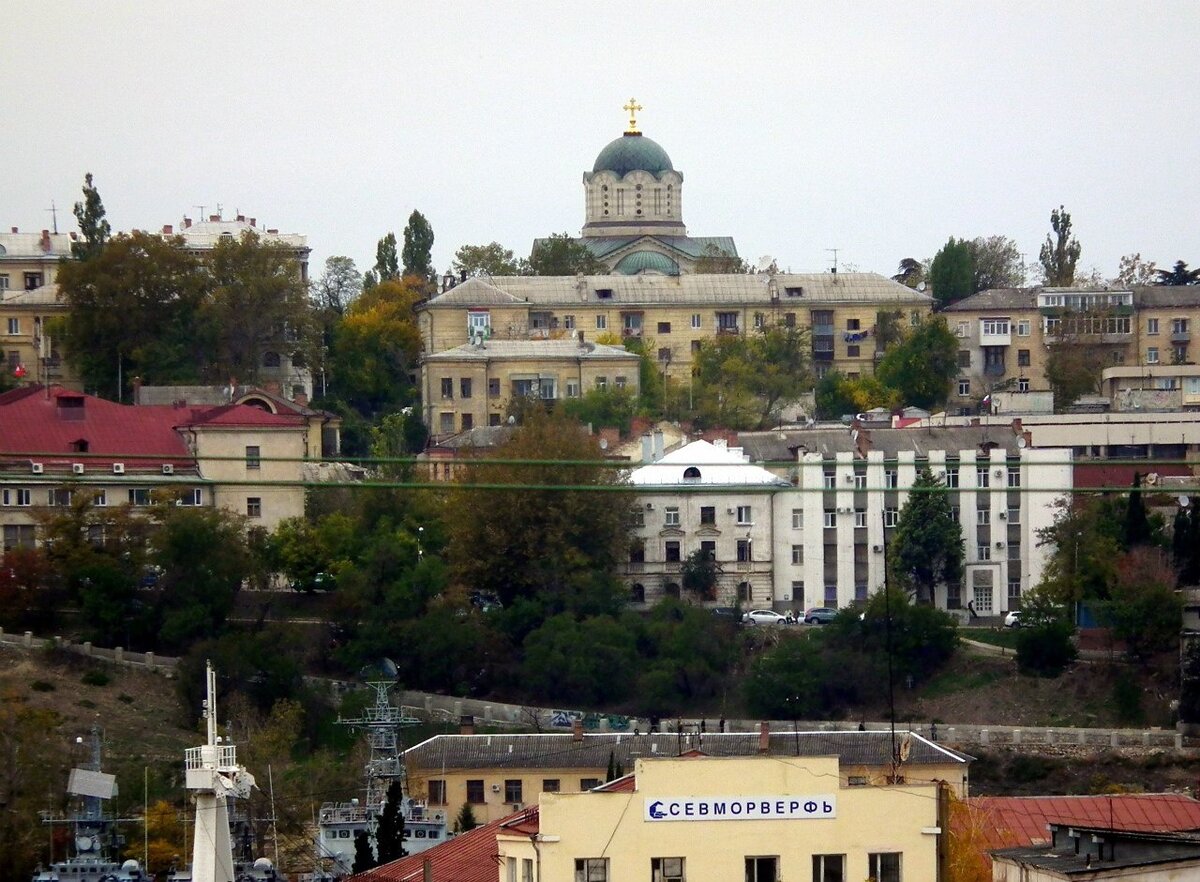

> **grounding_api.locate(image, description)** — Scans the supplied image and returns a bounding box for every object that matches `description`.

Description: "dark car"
[804,607,837,624]
[711,607,742,623]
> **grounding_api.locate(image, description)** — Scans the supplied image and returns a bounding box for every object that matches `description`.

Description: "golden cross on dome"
[623,97,643,134]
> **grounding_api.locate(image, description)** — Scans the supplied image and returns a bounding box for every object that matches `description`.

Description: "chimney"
[264,380,282,395]
[162,224,173,235]
[293,392,309,407]
[267,228,278,234]
[758,721,770,753]
[855,428,871,458]
[132,376,143,403]
[249,217,256,227]
[460,269,467,283]
[9,227,17,234]
[1011,418,1023,435]
[652,430,664,461]
[572,719,584,742]
[183,216,192,228]
[577,330,585,345]
[641,433,652,463]
[459,715,475,736]
[236,214,245,222]
[209,214,220,222]
[41,229,51,252]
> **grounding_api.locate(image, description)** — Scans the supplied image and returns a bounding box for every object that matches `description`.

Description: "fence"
[0,627,179,673]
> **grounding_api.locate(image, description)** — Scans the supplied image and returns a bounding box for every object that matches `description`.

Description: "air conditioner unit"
[844,474,855,483]
[995,541,1006,549]
[31,462,44,475]
[727,507,736,514]
[112,463,125,475]
[162,463,175,476]
[994,468,1004,478]
[644,502,654,511]
[491,784,501,793]
[998,511,1007,520]
[72,463,85,475]
[432,811,446,823]
[872,545,883,553]
[511,802,524,811]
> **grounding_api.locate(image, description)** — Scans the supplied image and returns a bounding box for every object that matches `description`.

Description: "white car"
[743,609,789,625]
[1003,610,1022,628]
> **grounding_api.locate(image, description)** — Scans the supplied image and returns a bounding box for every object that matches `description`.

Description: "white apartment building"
[627,429,1072,616]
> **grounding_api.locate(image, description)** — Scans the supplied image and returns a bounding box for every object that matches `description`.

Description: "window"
[488,413,501,426]
[868,852,901,882]
[665,541,681,562]
[48,488,72,507]
[982,318,1010,336]
[700,506,715,525]
[461,413,473,430]
[854,509,866,528]
[657,321,671,334]
[736,539,752,562]
[440,377,453,399]
[792,508,803,529]
[504,779,522,803]
[1174,344,1188,362]
[629,538,645,563]
[1007,468,1021,487]
[738,581,752,602]
[754,312,765,329]
[716,311,738,333]
[700,540,716,561]
[245,445,261,470]
[3,488,31,507]
[823,470,836,489]
[823,510,836,528]
[566,380,580,398]
[428,780,447,804]
[488,377,500,397]
[1174,318,1190,335]
[575,859,608,882]
[507,857,518,882]
[977,543,991,561]
[523,859,534,882]
[945,467,959,488]
[736,505,752,525]
[580,778,602,790]
[595,376,607,390]
[791,580,804,603]
[885,468,898,489]
[178,488,202,506]
[1147,317,1159,335]
[1018,377,1030,392]
[595,315,607,330]
[745,857,777,882]
[460,378,472,398]
[0,274,8,290]
[467,310,491,336]
[24,272,43,290]
[3,524,36,550]
[791,545,803,565]
[811,854,845,882]
[246,497,262,518]
[614,376,628,390]
[630,508,645,528]
[564,315,576,330]
[884,507,899,527]
[262,351,282,368]
[977,508,990,525]
[976,467,990,488]
[974,584,994,613]
[92,490,107,507]
[622,312,643,334]
[1018,348,1031,366]
[5,318,18,335]
[957,350,970,368]
[951,505,961,523]
[466,780,485,803]
[1007,507,1020,523]
[1008,581,1022,604]
[955,321,968,338]
[853,472,867,490]
[691,313,701,329]
[128,488,152,506]
[658,347,671,362]
[1017,319,1031,336]
[652,857,684,882]
[784,312,796,327]
[542,778,560,792]
[1146,346,1160,364]
[665,506,680,527]
[846,318,861,331]
[958,379,970,397]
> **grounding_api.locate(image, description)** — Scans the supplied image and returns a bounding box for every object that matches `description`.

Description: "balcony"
[979,326,1012,346]
[984,362,1007,377]
[812,324,835,337]
[716,325,741,336]
[625,561,645,574]
[1171,330,1192,343]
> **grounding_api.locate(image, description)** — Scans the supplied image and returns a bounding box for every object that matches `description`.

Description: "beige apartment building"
[0,229,77,388]
[417,272,933,386]
[497,753,956,882]
[420,338,641,436]
[943,285,1200,411]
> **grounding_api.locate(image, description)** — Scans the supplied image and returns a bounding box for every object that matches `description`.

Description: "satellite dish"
[1016,437,1027,449]
[599,438,608,450]
[916,282,927,292]
[756,255,777,273]
[1179,496,1191,508]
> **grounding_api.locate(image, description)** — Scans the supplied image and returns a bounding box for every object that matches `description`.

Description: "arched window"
[290,350,306,368]
[263,351,282,368]
[664,582,681,599]
[630,583,646,604]
[738,581,752,602]
[683,466,701,481]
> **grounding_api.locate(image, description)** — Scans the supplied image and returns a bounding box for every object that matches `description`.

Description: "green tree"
[891,258,925,288]
[692,323,812,428]
[375,780,407,864]
[928,237,974,305]
[1043,321,1108,411]
[0,701,68,879]
[445,408,631,625]
[454,803,478,834]
[56,231,210,398]
[1155,260,1200,286]
[634,600,737,713]
[966,235,1024,292]
[1114,253,1158,287]
[71,172,112,260]
[743,635,828,719]
[352,831,374,873]
[1100,548,1183,660]
[694,243,748,274]
[875,316,958,410]
[521,613,637,705]
[813,370,899,420]
[560,386,637,435]
[1038,205,1082,286]
[1179,639,1200,724]
[315,255,361,317]
[206,230,318,386]
[373,233,399,283]
[1015,618,1077,676]
[888,467,964,603]
[1124,473,1152,548]
[402,211,435,280]
[680,548,722,600]
[529,233,607,275]
[452,242,529,277]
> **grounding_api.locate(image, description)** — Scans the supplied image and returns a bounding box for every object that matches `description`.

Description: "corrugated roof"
[423,341,638,362]
[630,439,791,487]
[942,289,1038,311]
[0,232,75,260]
[351,807,539,882]
[424,273,932,309]
[736,426,1023,463]
[965,793,1200,854]
[402,731,970,772]
[1136,285,1200,308]
[173,219,308,250]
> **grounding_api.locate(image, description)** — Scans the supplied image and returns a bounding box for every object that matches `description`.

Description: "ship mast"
[185,661,255,882]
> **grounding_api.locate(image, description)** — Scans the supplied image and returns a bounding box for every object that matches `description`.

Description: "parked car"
[711,607,742,623]
[1003,610,1022,628]
[804,607,838,624]
[743,609,789,625]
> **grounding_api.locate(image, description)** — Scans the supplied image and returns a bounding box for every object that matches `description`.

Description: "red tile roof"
[352,808,539,882]
[965,793,1200,853]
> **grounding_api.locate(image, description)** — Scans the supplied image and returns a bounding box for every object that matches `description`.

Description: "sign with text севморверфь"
[644,796,836,822]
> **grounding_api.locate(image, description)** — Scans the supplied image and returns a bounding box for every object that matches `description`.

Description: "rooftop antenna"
[215,203,223,219]
[46,200,59,234]
[826,248,840,274]
[193,205,207,220]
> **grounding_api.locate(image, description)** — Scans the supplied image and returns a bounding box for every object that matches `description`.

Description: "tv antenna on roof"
[826,248,840,274]
[46,200,59,234]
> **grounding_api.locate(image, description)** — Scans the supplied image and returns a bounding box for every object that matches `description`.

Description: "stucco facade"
[497,756,947,882]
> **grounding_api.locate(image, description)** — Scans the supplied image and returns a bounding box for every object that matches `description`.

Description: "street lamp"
[416,526,424,562]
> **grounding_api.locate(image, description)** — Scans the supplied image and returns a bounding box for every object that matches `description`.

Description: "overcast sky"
[8,2,1199,283]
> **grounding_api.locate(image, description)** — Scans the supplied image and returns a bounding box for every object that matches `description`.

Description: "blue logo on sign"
[648,801,667,819]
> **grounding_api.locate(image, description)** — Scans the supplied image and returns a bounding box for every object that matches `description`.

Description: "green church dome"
[614,250,680,275]
[593,133,674,177]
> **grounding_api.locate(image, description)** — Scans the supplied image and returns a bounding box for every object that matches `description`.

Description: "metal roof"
[631,439,791,487]
[941,289,1038,311]
[422,340,637,362]
[402,730,970,771]
[592,132,674,176]
[0,232,75,260]
[736,426,1024,463]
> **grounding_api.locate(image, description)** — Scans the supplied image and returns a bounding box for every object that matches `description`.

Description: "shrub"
[1015,620,1078,677]
[1112,670,1144,725]
[30,680,55,692]
[81,669,110,687]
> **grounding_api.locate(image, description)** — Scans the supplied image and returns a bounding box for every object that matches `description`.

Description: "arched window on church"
[263,351,282,368]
